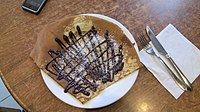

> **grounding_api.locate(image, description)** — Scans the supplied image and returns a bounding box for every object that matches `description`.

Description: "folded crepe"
[30,15,142,103]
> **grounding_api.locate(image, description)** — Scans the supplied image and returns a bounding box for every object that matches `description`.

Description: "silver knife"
[146,26,192,91]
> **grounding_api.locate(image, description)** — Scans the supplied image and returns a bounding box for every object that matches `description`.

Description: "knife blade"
[146,26,168,55]
[146,26,192,91]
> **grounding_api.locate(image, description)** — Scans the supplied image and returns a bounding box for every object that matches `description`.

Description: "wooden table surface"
[0,0,200,111]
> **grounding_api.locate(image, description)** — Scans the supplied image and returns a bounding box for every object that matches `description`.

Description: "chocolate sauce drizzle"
[45,26,124,96]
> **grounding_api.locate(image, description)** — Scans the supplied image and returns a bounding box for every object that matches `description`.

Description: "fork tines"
[138,34,149,49]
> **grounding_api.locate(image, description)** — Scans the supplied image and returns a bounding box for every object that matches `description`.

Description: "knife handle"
[165,55,193,91]
[156,56,190,91]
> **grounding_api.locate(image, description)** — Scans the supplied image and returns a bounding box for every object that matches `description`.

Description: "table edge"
[0,70,31,112]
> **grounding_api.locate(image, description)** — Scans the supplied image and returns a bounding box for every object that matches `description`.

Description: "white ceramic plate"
[40,14,139,109]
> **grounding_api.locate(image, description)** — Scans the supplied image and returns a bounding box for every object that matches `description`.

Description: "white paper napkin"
[139,24,200,99]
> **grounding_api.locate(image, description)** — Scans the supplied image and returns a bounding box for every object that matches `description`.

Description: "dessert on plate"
[30,15,142,103]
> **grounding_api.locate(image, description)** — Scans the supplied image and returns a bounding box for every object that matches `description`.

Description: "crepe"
[30,15,142,103]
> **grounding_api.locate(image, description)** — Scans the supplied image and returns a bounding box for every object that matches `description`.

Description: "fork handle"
[156,56,191,91]
[165,55,192,91]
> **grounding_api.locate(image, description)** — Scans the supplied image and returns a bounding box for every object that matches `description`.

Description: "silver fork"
[138,34,191,91]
